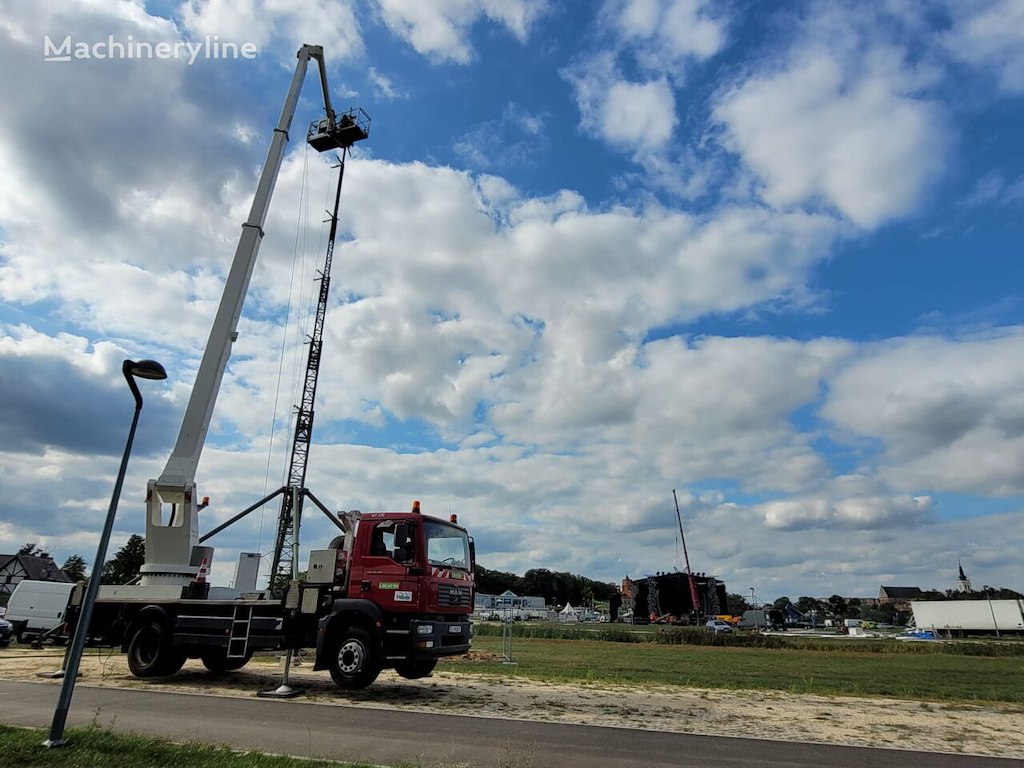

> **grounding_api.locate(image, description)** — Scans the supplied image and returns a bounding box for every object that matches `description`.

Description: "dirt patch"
[2,646,1021,758]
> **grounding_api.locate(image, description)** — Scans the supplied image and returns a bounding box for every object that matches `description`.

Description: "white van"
[5,580,76,643]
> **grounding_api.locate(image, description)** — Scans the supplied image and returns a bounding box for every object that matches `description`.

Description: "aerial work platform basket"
[307,107,370,151]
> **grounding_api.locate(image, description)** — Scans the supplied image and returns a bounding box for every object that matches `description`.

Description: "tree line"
[475,565,618,607]
[16,536,145,585]
[768,590,1024,625]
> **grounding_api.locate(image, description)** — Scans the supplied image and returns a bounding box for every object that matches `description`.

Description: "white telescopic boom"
[142,45,329,584]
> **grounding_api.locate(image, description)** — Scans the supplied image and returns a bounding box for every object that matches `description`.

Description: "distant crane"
[672,489,702,617]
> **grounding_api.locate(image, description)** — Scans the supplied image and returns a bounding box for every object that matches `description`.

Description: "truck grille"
[438,584,471,607]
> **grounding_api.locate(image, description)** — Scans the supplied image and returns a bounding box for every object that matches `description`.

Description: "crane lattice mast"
[268,151,348,589]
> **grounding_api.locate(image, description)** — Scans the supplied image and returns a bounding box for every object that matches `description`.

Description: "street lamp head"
[124,359,167,381]
[122,358,167,409]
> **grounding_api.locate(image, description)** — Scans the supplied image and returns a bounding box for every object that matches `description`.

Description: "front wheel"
[327,627,381,690]
[393,658,437,680]
[127,620,186,678]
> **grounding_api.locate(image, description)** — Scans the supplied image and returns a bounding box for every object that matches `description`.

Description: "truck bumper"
[408,618,472,658]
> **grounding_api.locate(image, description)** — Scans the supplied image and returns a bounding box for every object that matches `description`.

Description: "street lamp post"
[44,359,167,748]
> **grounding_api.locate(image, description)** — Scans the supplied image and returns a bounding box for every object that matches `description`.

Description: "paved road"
[1,680,1020,767]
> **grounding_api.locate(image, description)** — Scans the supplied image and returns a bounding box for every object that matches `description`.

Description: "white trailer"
[911,599,1024,635]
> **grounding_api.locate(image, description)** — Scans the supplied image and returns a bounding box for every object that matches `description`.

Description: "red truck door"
[351,519,421,611]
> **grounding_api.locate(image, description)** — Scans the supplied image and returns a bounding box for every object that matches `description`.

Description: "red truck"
[70,502,474,689]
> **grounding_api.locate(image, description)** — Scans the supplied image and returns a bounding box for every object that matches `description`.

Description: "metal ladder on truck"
[227,604,253,659]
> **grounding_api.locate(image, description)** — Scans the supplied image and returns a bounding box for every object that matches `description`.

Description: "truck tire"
[201,649,252,672]
[327,627,381,689]
[393,659,437,680]
[127,619,186,678]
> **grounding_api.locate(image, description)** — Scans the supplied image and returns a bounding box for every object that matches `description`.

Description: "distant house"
[878,585,922,609]
[0,554,73,602]
[474,590,546,615]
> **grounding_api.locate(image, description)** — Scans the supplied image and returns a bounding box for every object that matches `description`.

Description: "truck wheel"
[201,649,252,672]
[393,659,437,680]
[127,620,186,678]
[327,627,381,690]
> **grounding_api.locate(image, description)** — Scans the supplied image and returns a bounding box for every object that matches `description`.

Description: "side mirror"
[393,522,414,563]
[394,522,410,549]
[469,537,476,568]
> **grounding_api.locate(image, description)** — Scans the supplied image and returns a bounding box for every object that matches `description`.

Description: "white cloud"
[452,105,548,170]
[714,48,950,228]
[479,0,547,41]
[759,488,934,532]
[564,0,725,163]
[372,0,547,64]
[368,66,405,100]
[180,0,364,60]
[209,158,844,457]
[943,0,1024,94]
[963,172,1024,209]
[821,330,1024,495]
[616,0,726,68]
[179,0,274,49]
[601,78,677,151]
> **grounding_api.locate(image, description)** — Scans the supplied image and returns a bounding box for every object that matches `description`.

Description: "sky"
[1,0,1023,602]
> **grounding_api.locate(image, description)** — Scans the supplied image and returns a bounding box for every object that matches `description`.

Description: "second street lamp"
[45,358,167,748]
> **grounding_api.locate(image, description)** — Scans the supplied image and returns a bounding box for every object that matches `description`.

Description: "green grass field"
[0,724,372,768]
[444,631,1024,703]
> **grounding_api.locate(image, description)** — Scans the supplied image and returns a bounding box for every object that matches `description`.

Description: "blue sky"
[1,0,1023,601]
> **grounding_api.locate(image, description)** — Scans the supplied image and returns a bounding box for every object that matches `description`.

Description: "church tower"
[955,559,973,593]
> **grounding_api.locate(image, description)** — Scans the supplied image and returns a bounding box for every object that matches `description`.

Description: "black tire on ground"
[163,648,187,675]
[327,627,381,690]
[201,649,252,672]
[393,658,437,680]
[127,619,186,678]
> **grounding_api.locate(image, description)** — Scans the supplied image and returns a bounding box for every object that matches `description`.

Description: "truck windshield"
[424,521,470,570]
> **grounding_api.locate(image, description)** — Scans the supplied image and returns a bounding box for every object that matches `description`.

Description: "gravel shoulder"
[1,646,1021,759]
